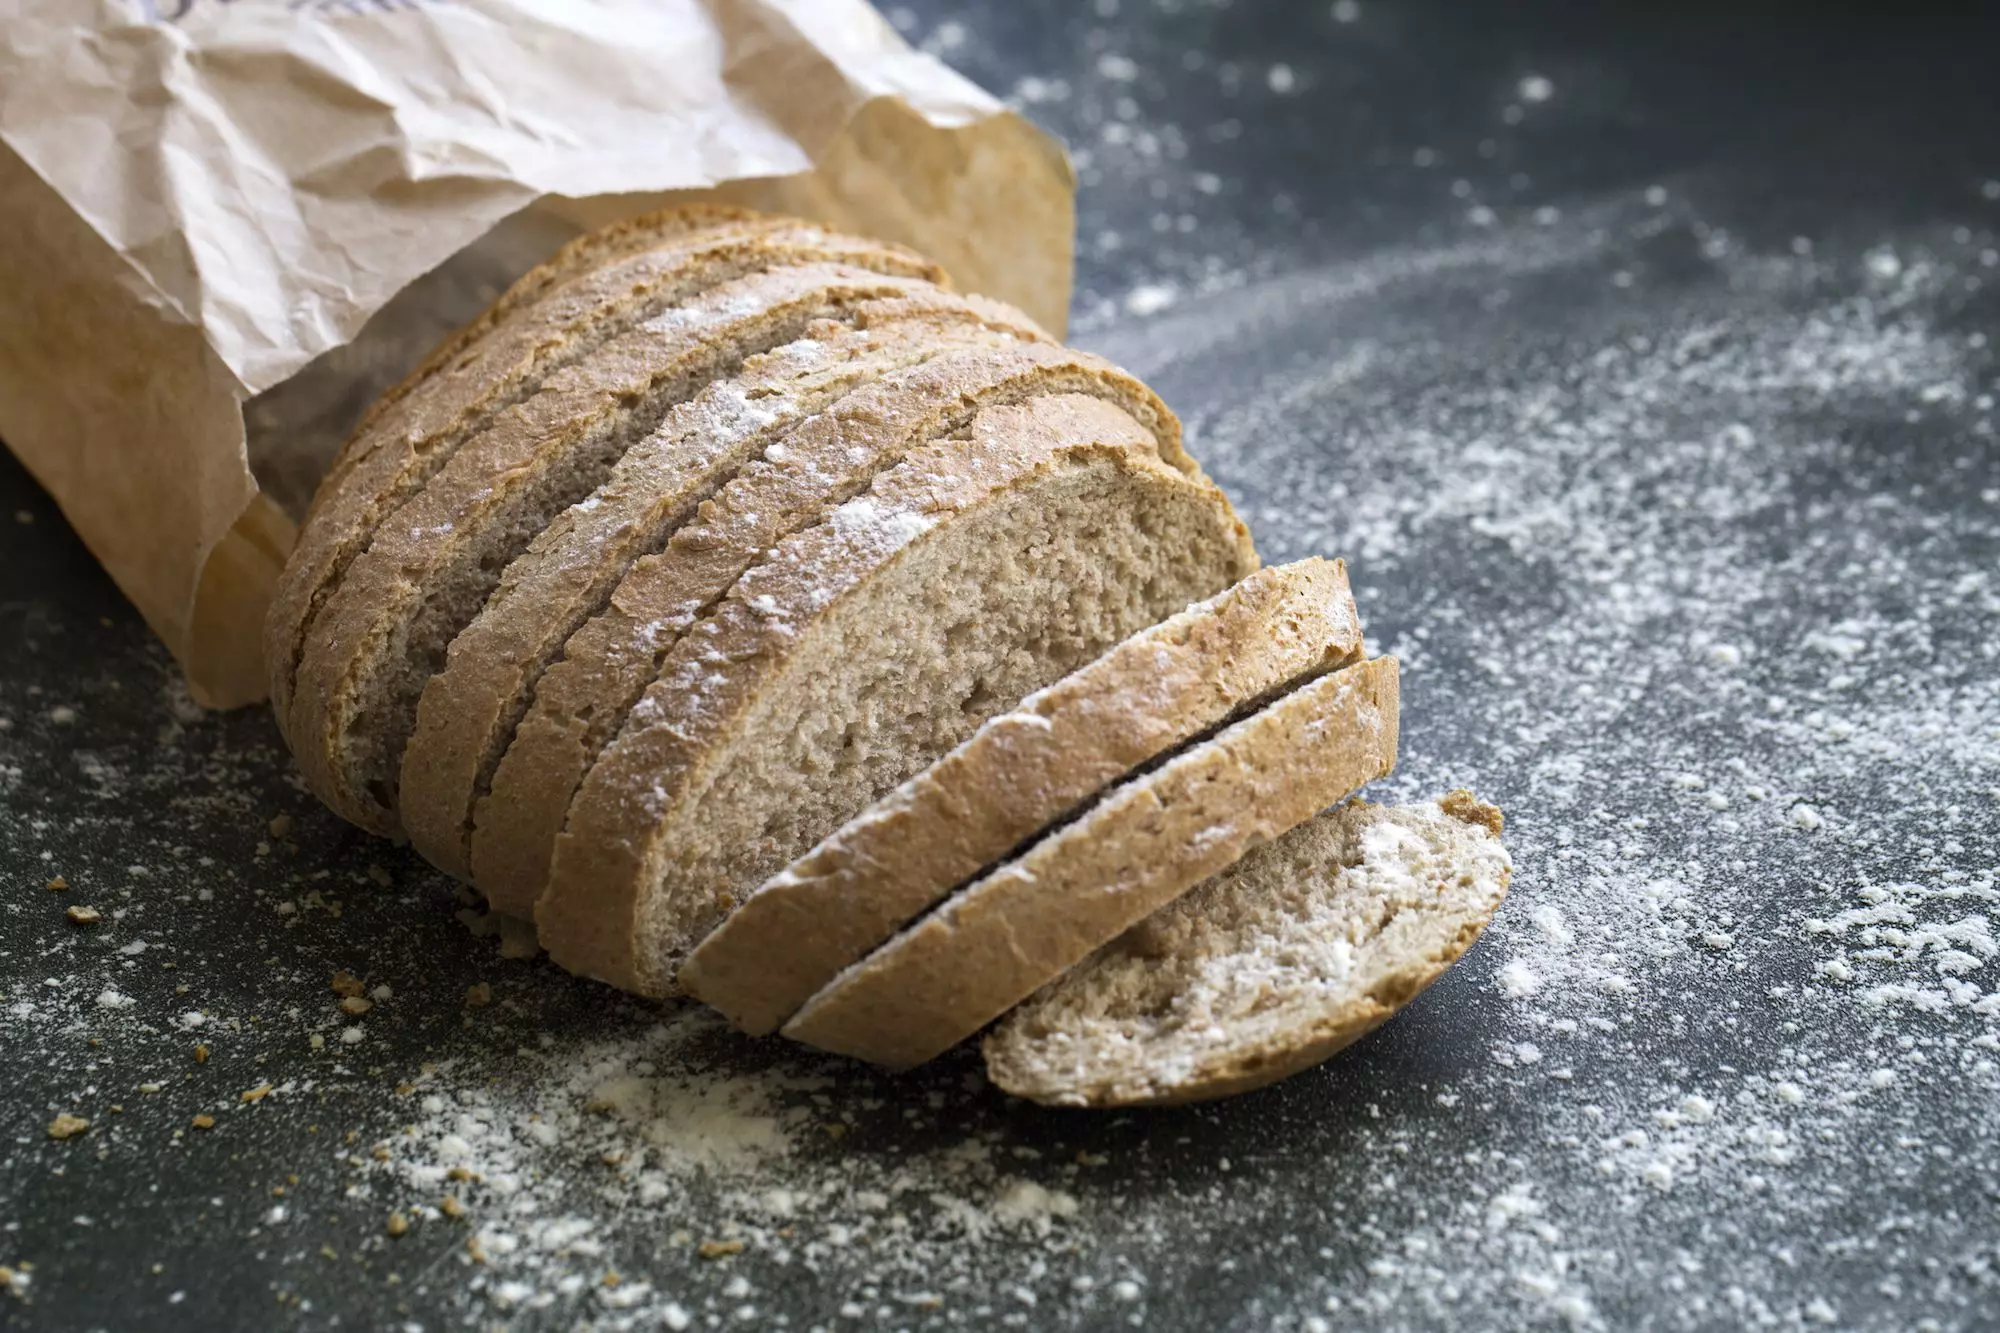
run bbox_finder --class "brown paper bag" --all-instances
[0,0,1073,707]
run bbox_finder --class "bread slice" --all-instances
[352,205,762,440]
[266,216,941,736]
[400,293,1051,884]
[288,263,950,836]
[781,656,1400,1069]
[682,558,1364,1036]
[983,792,1511,1106]
[537,407,1258,996]
[469,342,1189,915]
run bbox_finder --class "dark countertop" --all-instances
[5,2,1999,1330]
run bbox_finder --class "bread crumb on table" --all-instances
[190,1115,215,1131]
[64,905,100,926]
[46,1113,89,1140]
[697,1239,745,1259]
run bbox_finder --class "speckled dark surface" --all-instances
[6,3,2000,1330]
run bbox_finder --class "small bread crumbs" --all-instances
[464,983,493,1007]
[697,1239,745,1259]
[193,1045,210,1063]
[439,1196,466,1220]
[268,814,294,839]
[191,1115,215,1130]
[240,1083,273,1104]
[330,971,365,999]
[64,905,101,926]
[138,1083,161,1095]
[338,996,373,1016]
[46,1113,89,1140]
[603,1272,621,1288]
[446,1166,476,1182]
[394,1082,416,1096]
[385,1212,409,1239]
[45,875,67,892]
[371,1144,392,1162]
[465,1238,487,1265]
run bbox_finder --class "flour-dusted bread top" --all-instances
[983,792,1510,1107]
[682,558,1364,1037]
[781,656,1400,1070]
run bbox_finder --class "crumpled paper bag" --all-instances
[0,0,1073,708]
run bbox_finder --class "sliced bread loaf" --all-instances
[983,792,1511,1106]
[537,405,1258,996]
[288,262,949,836]
[400,294,1051,884]
[469,342,1188,915]
[781,655,1400,1069]
[682,558,1364,1036]
[268,215,940,735]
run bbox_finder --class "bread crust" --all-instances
[351,205,763,440]
[287,263,948,835]
[537,410,1254,995]
[400,295,1050,884]
[267,215,941,735]
[682,558,1363,1036]
[780,657,1400,1069]
[470,343,1189,913]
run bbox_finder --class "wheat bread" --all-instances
[782,655,1400,1069]
[288,263,950,836]
[983,792,1511,1106]
[352,205,762,441]
[469,343,1188,915]
[267,217,940,734]
[401,294,1051,884]
[538,410,1257,996]
[683,558,1364,1036]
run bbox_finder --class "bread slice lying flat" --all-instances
[782,655,1400,1069]
[400,294,1049,886]
[537,405,1256,996]
[983,792,1511,1106]
[683,557,1364,1037]
[289,262,949,836]
[268,213,935,738]
[470,341,1187,914]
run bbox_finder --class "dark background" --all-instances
[4,1,1998,1329]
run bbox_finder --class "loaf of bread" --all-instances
[269,206,1508,1104]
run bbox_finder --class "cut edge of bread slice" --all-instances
[537,414,1257,997]
[780,655,1400,1070]
[982,791,1510,1107]
[468,341,1193,916]
[400,296,1050,884]
[682,557,1364,1036]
